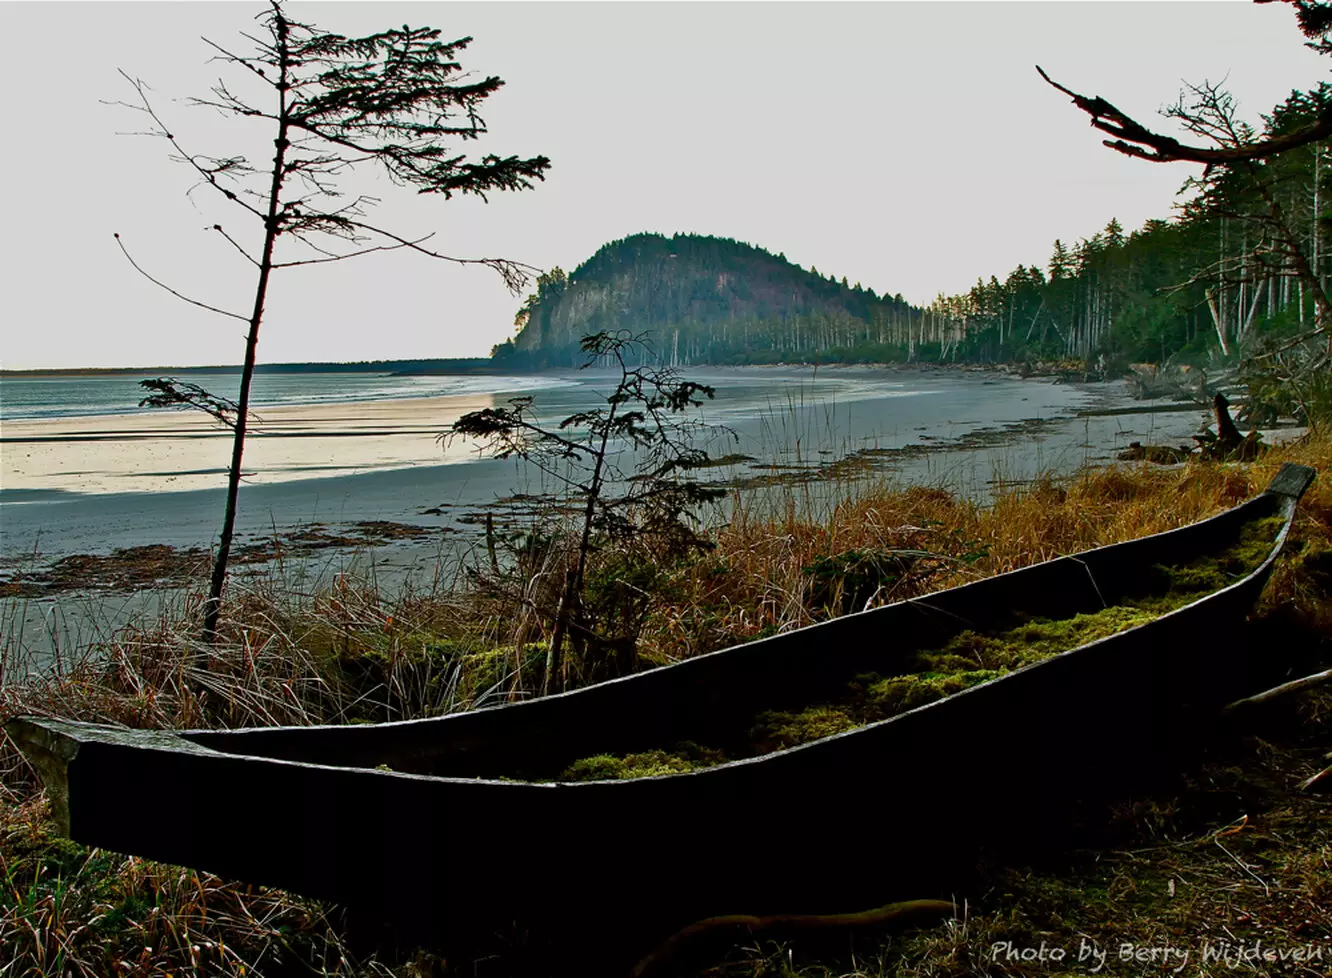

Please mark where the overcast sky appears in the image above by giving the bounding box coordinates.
[1,1,1326,370]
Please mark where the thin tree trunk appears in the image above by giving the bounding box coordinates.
[203,29,291,643]
[1313,145,1321,288]
[1219,217,1228,351]
[544,402,616,695]
[1240,278,1265,342]
[1205,288,1231,356]
[1248,163,1332,328]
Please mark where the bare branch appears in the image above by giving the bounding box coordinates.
[341,217,539,292]
[113,233,249,321]
[270,235,425,268]
[115,70,268,221]
[1036,65,1332,164]
[1250,325,1329,359]
[200,36,274,84]
[211,224,261,267]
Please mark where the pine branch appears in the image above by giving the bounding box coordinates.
[138,378,244,429]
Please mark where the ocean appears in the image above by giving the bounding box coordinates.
[0,370,580,421]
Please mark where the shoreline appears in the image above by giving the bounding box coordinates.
[3,363,1099,498]
[0,368,1215,604]
[1,391,502,496]
[0,373,1242,665]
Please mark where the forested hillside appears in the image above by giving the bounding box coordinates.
[499,87,1328,383]
[495,234,925,367]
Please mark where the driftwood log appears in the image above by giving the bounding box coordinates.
[1224,668,1332,793]
[1194,393,1263,461]
[1223,668,1332,714]
[1300,763,1332,793]
[1119,394,1266,465]
[1117,442,1193,464]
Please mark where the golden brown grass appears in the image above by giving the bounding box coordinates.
[0,574,473,978]
[644,433,1332,978]
[643,432,1332,661]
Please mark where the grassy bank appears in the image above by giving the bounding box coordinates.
[1,433,1330,976]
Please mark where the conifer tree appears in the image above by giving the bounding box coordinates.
[118,1,550,639]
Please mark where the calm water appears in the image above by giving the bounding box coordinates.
[0,371,579,421]
[0,364,1191,565]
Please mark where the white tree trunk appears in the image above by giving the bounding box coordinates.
[1206,288,1231,356]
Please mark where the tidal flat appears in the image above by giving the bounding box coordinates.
[0,364,1212,658]
[1,365,1205,561]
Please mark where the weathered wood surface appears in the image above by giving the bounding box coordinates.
[1224,667,1332,714]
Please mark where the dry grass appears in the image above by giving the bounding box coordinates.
[0,572,480,978]
[0,432,1329,976]
[0,792,410,978]
[639,434,1332,978]
[643,433,1332,661]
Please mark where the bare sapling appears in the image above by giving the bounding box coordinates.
[444,331,733,693]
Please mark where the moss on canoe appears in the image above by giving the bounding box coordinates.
[554,514,1286,781]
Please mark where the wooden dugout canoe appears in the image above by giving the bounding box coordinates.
[6,462,1319,963]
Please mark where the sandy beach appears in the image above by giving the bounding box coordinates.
[1,366,1216,572]
[2,392,499,495]
[0,366,1226,661]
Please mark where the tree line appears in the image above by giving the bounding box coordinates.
[928,85,1328,372]
[505,74,1332,387]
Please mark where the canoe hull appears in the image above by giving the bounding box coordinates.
[7,463,1317,961]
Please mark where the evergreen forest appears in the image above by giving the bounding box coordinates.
[495,233,918,368]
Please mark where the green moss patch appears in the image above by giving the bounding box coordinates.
[559,743,729,782]
[922,605,1165,675]
[749,704,862,754]
[865,669,1007,714]
[554,514,1286,780]
[1134,514,1286,610]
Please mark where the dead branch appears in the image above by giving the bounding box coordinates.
[113,234,249,321]
[1224,667,1332,713]
[1036,65,1332,164]
[1300,763,1332,792]
[211,225,261,268]
[341,218,541,293]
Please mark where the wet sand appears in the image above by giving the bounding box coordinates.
[1,368,1217,571]
[1,366,1226,663]
[2,393,498,496]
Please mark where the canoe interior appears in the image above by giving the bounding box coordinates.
[176,467,1306,782]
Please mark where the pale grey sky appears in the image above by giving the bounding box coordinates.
[1,1,1325,369]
